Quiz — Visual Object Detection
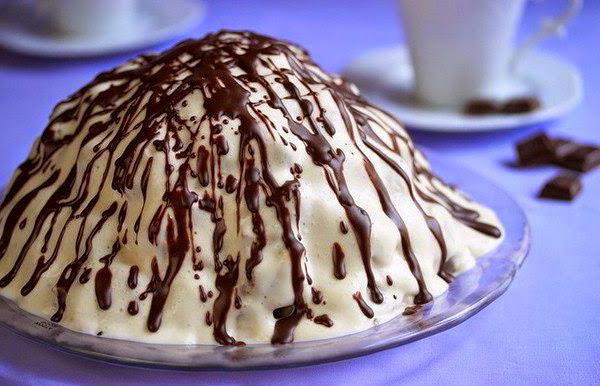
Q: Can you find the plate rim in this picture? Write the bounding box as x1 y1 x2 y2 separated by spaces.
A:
0 150 530 370
0 0 205 58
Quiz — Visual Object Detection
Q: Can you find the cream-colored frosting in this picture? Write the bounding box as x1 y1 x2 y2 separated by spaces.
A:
0 31 502 344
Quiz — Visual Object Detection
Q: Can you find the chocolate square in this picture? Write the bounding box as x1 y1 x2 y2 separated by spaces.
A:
555 145 600 172
516 133 555 166
539 173 582 201
464 99 500 115
501 97 541 114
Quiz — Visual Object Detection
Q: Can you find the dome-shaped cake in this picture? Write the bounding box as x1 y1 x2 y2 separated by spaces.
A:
0 31 501 345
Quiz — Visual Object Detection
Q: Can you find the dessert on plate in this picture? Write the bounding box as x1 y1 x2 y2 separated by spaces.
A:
0 31 502 345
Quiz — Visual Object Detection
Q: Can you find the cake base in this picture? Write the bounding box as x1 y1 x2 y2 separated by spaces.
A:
0 150 529 370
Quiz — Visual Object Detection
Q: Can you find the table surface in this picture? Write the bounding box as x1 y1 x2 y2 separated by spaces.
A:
0 1 598 385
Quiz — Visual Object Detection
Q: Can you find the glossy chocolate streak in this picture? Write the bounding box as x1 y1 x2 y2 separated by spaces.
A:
243 163 266 280
127 265 139 289
95 240 121 310
352 112 451 278
213 255 242 345
332 242 346 280
363 160 431 304
0 31 501 345
352 291 374 319
339 221 348 234
127 300 139 316
52 202 118 322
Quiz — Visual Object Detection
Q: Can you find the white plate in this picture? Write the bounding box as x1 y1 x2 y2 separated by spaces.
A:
344 46 583 132
0 0 205 58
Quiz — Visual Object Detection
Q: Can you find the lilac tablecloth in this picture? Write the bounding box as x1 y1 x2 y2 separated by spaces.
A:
0 1 598 384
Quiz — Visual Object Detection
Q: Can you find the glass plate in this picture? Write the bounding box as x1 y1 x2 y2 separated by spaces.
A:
0 150 529 370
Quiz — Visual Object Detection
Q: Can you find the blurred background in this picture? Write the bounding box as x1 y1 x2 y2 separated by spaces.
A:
0 0 597 184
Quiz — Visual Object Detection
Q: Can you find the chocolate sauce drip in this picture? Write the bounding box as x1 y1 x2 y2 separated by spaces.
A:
212 255 243 345
353 110 499 278
50 202 118 322
332 242 346 280
95 240 121 310
292 163 303 175
0 31 501 345
275 73 382 305
147 163 197 332
313 314 333 327
197 146 210 187
128 265 139 289
363 160 431 304
79 267 92 284
215 135 229 156
127 300 139 315
354 113 450 282
0 171 61 286
304 263 313 285
117 202 128 232
416 178 501 239
224 175 238 194
386 275 393 286
339 221 348 234
134 158 153 236
311 287 323 305
243 164 266 280
352 291 374 319
199 284 208 303
139 257 160 301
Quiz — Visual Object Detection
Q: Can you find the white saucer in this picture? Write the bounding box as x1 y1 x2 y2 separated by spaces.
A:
0 0 205 58
344 46 583 132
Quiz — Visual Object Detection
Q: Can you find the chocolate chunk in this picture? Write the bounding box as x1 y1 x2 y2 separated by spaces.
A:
554 145 600 172
464 99 500 115
551 138 579 160
501 97 541 114
313 314 334 327
539 173 582 201
516 133 554 166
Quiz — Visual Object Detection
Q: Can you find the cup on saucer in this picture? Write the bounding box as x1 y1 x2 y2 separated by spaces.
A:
37 0 139 36
397 0 582 109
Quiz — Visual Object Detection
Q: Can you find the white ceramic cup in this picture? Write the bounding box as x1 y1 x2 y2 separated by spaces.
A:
398 0 582 108
40 0 138 36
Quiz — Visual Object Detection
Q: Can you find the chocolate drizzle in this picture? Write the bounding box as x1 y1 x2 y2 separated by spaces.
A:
213 255 242 345
352 291 374 319
0 31 501 345
95 240 121 310
127 300 139 315
332 242 346 280
128 265 139 289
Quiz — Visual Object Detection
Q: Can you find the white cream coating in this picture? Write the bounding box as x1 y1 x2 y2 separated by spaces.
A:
0 32 502 344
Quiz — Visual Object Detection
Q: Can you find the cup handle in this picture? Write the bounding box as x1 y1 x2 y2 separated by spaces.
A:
510 0 583 71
